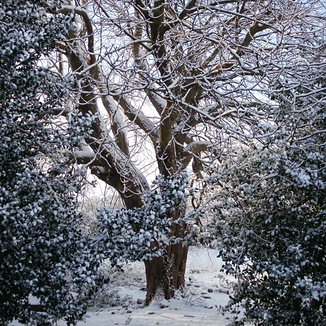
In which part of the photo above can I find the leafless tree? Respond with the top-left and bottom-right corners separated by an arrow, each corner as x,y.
47,0 -> 325,303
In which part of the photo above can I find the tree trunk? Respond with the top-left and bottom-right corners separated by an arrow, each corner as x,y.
144,210 -> 188,304
144,243 -> 188,304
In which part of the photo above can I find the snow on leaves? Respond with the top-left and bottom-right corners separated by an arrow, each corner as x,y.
96,173 -> 188,265
204,71 -> 326,325
0,1 -> 102,325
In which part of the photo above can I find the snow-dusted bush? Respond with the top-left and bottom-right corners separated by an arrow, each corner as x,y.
206,70 -> 326,325
0,1 -> 102,324
97,173 -> 188,264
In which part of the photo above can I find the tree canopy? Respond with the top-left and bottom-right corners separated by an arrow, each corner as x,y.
0,0 -> 325,323
53,0 -> 325,303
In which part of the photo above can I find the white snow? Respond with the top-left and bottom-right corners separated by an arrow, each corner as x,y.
10,247 -> 244,325
74,247 -> 240,325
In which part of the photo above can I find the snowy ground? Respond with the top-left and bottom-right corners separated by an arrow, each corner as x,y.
11,247 -> 244,325
73,247 -> 240,326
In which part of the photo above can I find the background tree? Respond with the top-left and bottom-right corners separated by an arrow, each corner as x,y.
51,0 -> 326,303
0,1 -> 102,324
204,62 -> 325,325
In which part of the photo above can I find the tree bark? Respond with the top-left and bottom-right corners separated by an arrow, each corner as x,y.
144,243 -> 188,304
144,209 -> 188,304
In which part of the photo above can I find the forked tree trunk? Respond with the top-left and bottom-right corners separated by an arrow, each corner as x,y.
144,210 -> 188,304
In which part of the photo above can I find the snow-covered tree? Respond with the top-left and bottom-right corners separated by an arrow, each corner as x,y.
206,64 -> 326,324
97,172 -> 188,296
47,0 -> 325,303
0,1 -> 102,324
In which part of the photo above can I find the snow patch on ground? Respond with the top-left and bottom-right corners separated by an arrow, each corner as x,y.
11,247 -> 242,325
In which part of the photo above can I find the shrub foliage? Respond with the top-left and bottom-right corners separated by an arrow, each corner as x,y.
0,1 -> 101,324
207,71 -> 326,325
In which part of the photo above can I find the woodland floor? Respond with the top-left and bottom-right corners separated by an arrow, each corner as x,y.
11,247 -> 246,325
